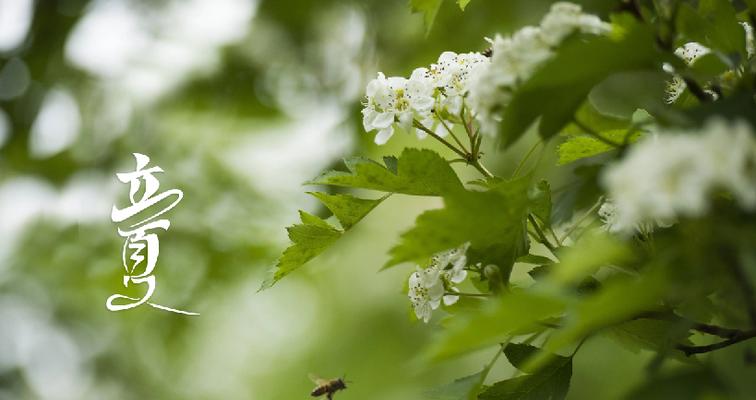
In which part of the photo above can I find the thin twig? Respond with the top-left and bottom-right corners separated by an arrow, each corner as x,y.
511,140 -> 542,178
414,120 -> 467,159
677,330 -> 756,356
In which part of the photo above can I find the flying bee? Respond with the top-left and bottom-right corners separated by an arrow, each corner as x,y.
309,374 -> 348,399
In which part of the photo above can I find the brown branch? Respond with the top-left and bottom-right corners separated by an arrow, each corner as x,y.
677,330 -> 756,356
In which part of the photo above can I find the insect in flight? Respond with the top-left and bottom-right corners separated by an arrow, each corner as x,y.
309,374 -> 348,399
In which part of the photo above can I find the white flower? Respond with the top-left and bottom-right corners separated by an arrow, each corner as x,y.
361,70 -> 434,145
426,51 -> 489,115
602,119 -> 756,234
665,42 -> 711,103
468,2 -> 609,135
407,242 -> 471,323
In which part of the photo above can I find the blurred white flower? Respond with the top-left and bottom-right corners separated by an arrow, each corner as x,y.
602,119 -> 756,234
742,22 -> 755,59
407,243 -> 470,323
539,2 -> 611,46
469,2 -> 609,135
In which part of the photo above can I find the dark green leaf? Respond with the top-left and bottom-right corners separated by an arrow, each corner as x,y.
677,0 -> 746,58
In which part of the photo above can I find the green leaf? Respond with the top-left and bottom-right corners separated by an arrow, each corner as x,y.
307,192 -> 385,230
457,0 -> 471,11
517,254 -> 555,265
385,177 -> 529,268
588,70 -> 670,120
307,148 -> 463,196
410,0 -> 443,36
423,371 -> 484,400
677,0 -> 746,59
548,232 -> 633,285
529,180 -> 552,226
607,318 -> 693,361
557,129 -> 643,165
499,18 -> 666,147
480,345 -> 572,400
531,270 -> 668,367
426,290 -> 566,360
260,211 -> 342,290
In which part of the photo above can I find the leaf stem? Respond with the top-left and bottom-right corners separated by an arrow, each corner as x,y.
528,214 -> 558,253
414,120 -> 468,159
436,112 -> 470,154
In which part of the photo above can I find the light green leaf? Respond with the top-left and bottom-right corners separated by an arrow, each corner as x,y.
410,0 -> 443,36
385,177 -> 529,268
260,211 -> 342,290
457,0 -> 471,11
307,192 -> 385,230
426,290 -> 566,360
423,371 -> 484,400
307,148 -> 463,196
499,17 -> 666,147
548,232 -> 633,285
557,130 -> 642,165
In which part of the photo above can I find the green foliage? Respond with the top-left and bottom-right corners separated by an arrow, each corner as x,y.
498,17 -> 667,147
307,148 -> 463,196
427,291 -> 566,360
457,0 -> 472,11
623,368 -> 729,400
676,0 -> 746,59
385,177 -> 530,268
478,344 -> 572,400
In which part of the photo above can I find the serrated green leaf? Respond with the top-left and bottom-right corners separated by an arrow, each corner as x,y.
479,346 -> 572,400
260,211 -> 342,290
385,177 -> 529,268
307,148 -> 463,196
307,192 -> 385,230
410,0 -> 443,36
499,18 -> 665,147
423,371 -> 484,400
425,290 -> 566,360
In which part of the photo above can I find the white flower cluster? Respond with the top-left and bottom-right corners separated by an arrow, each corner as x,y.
601,119 -> 756,234
362,52 -> 489,145
468,2 -> 611,134
408,243 -> 470,323
666,23 -> 755,104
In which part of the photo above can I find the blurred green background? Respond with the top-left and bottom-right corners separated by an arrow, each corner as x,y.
2,0 -> 749,399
